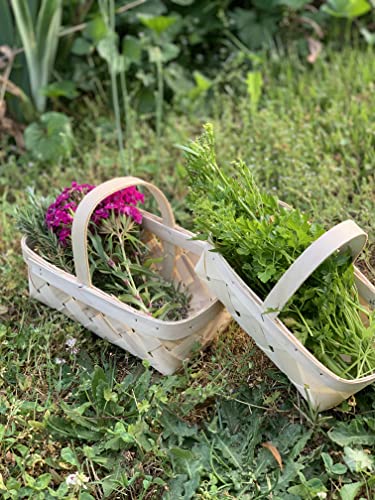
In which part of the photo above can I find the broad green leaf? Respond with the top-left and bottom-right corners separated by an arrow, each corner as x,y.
15,444 -> 28,457
161,42 -> 180,62
343,446 -> 374,473
322,452 -> 347,475
322,0 -> 371,18
84,15 -> 108,42
194,71 -> 212,91
148,46 -> 163,63
97,32 -> 124,73
122,35 -> 142,64
328,419 -> 375,447
34,473 -> 52,490
71,37 -> 93,56
169,447 -> 195,460
339,482 -> 363,500
231,8 -> 277,49
160,413 -> 197,439
288,477 -> 327,497
331,462 -> 348,474
5,477 -> 21,491
164,63 -> 192,94
321,451 -> 333,469
258,265 -> 274,283
42,80 -> 79,99
103,386 -> 118,403
61,447 -> 80,467
79,492 -> 95,500
139,15 -> 177,35
24,112 -> 74,162
101,477 -> 117,497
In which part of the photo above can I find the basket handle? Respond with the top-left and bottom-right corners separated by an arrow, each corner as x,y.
71,176 -> 175,286
262,220 -> 367,319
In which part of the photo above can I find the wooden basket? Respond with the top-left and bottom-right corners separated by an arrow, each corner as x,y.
195,220 -> 375,410
21,177 -> 231,375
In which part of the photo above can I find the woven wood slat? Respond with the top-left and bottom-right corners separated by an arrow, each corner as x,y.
22,177 -> 231,375
195,220 -> 375,411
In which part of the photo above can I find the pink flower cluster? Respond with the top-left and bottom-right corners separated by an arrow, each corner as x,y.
46,181 -> 144,245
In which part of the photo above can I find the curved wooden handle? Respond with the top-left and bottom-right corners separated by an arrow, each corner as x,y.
71,177 -> 175,286
262,220 -> 367,319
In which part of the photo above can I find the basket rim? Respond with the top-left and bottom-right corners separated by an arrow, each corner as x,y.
201,241 -> 375,385
21,231 -> 222,328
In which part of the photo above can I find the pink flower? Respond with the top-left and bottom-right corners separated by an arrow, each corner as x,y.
46,182 -> 144,245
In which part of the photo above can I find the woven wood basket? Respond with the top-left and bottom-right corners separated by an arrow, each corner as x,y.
21,177 -> 231,375
195,220 -> 375,411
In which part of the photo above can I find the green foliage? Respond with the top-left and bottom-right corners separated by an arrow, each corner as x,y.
183,124 -> 375,379
246,70 -> 263,113
322,0 -> 372,19
10,0 -> 62,113
1,48 -> 375,499
328,417 -> 375,446
3,0 -> 375,126
24,112 -> 74,162
41,80 -> 79,99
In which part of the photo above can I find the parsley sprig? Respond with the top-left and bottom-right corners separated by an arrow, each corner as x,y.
184,124 -> 375,379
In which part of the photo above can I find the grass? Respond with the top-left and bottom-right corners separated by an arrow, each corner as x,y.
0,47 -> 374,499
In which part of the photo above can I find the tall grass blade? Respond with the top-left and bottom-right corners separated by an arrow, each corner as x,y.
10,0 -> 62,112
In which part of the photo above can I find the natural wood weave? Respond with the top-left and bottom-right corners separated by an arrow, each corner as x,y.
196,220 -> 375,411
22,177 -> 231,375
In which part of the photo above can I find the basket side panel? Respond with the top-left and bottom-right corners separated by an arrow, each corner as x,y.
198,249 -> 375,411
26,257 -> 231,376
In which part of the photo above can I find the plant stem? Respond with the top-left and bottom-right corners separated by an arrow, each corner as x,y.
110,70 -> 126,174
155,58 -> 163,176
120,69 -> 133,174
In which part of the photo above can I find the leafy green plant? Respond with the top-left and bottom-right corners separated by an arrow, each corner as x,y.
97,0 -> 129,173
10,0 -> 62,113
183,124 -> 375,379
322,0 -> 372,18
24,112 -> 74,162
1,44 -> 375,499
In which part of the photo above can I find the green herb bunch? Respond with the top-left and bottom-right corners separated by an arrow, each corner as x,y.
183,124 -> 375,379
88,214 -> 190,321
17,193 -> 190,322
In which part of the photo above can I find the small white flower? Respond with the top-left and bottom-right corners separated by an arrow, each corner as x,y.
55,358 -> 66,365
317,493 -> 327,499
66,338 -> 77,348
65,472 -> 89,488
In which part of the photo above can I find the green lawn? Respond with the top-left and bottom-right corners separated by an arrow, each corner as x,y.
0,47 -> 374,499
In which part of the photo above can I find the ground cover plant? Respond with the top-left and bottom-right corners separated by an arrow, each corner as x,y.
0,47 -> 374,498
